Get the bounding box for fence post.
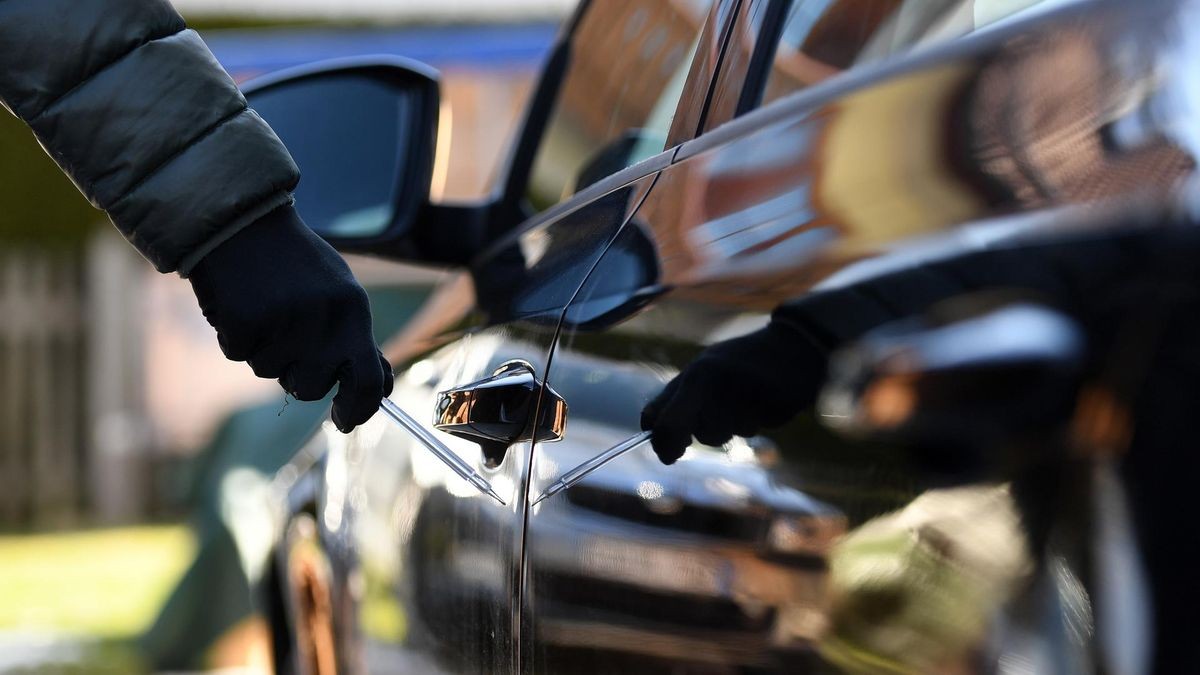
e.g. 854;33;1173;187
0;254;30;524
85;229;150;525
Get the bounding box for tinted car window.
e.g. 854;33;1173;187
759;0;1065;107
252;75;405;237
526;1;710;211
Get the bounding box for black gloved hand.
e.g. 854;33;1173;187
640;322;828;464
189;204;393;433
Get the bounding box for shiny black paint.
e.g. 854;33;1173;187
271;0;1200;673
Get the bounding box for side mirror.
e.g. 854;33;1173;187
242;57;441;257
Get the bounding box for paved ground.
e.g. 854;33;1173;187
0;632;88;672
365;641;454;675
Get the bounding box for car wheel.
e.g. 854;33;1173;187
284;513;338;675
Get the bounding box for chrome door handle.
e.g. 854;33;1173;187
434;360;568;466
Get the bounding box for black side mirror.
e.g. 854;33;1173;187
243;57;441;257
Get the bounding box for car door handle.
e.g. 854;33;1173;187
434;360;568;466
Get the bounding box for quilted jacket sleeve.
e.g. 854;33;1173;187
0;0;300;275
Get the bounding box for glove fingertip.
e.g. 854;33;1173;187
333;350;389;432
380;352;395;398
641;376;683;431
650;428;689;466
640;405;658;432
331;406;349;434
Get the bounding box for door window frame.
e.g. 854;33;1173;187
481;0;743;256
701;0;792;132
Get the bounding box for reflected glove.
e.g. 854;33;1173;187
640;321;828;464
189;204;393;432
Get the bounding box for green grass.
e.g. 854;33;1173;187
0;525;195;640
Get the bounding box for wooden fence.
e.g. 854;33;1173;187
0;249;86;528
0;231;150;529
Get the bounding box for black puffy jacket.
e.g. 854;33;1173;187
0;0;299;275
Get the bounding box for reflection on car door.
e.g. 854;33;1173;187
345;0;731;669
526;222;851;673
342;297;550;673
341;176;656;673
526;0;1198;673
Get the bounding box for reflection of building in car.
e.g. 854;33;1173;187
404;339;846;667
528;1;710;207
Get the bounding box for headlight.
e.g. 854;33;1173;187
766;514;846;556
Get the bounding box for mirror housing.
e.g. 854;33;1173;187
244;57;484;263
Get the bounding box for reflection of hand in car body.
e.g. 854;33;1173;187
640;313;830;464
0;0;391;432
641;217;1200;465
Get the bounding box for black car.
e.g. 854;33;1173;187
244;0;1200;673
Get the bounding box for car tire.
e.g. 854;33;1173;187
283;513;338;675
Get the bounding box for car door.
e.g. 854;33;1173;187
514;2;764;673
334;2;732;673
524;0;1191;673
343;199;641;675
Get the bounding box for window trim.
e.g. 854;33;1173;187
663;0;744;148
472;145;679;268
690;0;747;136
698;0;792;133
734;0;791;116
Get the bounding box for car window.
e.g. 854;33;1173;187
525;1;711;212
757;0;1070;108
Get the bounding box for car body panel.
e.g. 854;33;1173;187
313;167;657;672
522;0;1198;672
263;0;1200;672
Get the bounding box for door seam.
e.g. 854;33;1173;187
512;168;664;673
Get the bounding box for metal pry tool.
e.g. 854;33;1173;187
532;431;653;506
379;397;506;505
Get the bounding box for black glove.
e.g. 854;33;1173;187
189;204;393;432
640;322;827;464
